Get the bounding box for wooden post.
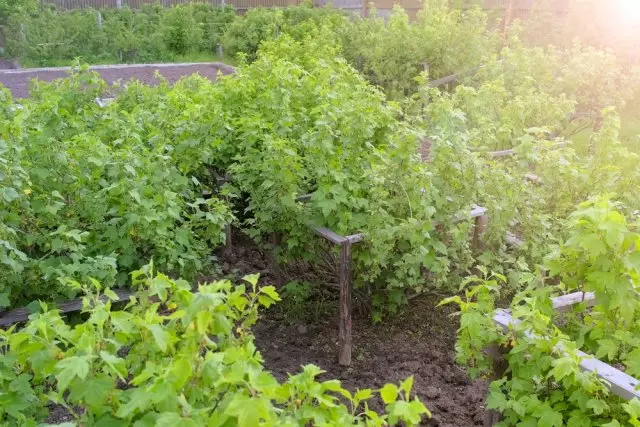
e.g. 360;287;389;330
224;224;233;254
473;213;489;252
338;241;353;366
483;343;507;426
502;0;513;46
116;0;122;9
216;43;224;58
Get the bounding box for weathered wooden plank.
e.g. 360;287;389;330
552;291;596;312
524;173;542;184
295;193;313;203
505;231;524;248
210;170;232;188
338;241;353;366
493;307;640;401
470;205;489;219
312;226;348;245
0;288;134;327
488;142;568;158
428;73;459;87
94;97;115;107
450;204;488;224
346;233;364;244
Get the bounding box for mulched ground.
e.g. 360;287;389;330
218;234;488;427
0;62;235;98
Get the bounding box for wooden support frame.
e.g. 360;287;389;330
492;292;640;403
311;204;487;366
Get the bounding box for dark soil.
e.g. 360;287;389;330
0;58;19;70
0;62;235;98
218;234;488;427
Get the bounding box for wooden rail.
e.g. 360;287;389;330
487;141;569;158
493;292;640;402
0;288;134;327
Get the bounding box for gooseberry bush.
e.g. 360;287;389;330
443;198;640;426
0;70;232;308
0;264;430;425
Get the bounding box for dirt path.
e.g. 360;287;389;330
218;235;488;427
0;62;235;98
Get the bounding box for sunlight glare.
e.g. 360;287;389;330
615;0;640;27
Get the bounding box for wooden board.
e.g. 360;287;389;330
488;142;568;158
552;291;597;312
0;288;134;327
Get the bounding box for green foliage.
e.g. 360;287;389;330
444;199;640;426
5;4;236;65
0;68;232;307
220;2;498;99
0;0;35;24
545;197;640;377
210;34;479;315
221;2;347;61
340;1;499;99
0;266;430;425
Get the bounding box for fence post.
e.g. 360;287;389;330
483;343;507;426
473;213;489;252
338;240;353;366
116;0;122;8
97;11;103;30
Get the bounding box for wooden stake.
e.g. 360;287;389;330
483;343;507;426
338;241;353;366
502;0;514;46
473;213;489;252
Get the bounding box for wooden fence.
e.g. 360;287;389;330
41;0;301;10
39;0;569;15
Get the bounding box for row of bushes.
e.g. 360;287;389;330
3;2;497;96
5;3;236;64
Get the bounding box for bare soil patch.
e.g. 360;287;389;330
219;234;488;427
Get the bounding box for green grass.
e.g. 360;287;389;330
17;52;238;69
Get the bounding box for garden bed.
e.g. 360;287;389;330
217;233;488;427
0;62;235;98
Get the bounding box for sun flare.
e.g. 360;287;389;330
615;0;640;26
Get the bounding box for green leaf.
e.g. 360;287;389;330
380;383;399;404
243;274;260;291
260;285;281;302
155;412;199;427
56;356;90;392
400;376;414;399
100;351;127;380
550;357;577;382
595;339;619;361
147;324;169;353
586;398;609;415
225;394;272;426
537;407;563;427
354;388;373;403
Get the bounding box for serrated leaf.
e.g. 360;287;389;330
380;383;399;404
56;356;90;392
146;324;169;353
